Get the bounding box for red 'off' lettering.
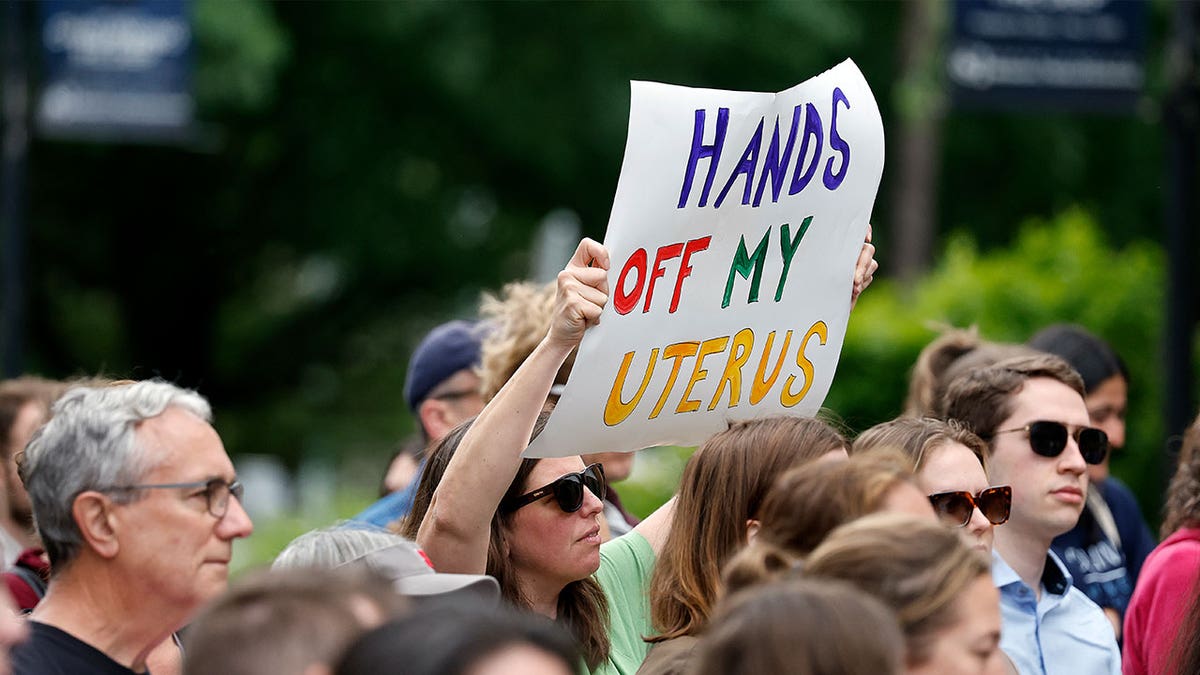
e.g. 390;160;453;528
614;236;712;315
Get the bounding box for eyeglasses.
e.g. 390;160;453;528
101;478;244;518
992;420;1108;465
502;464;606;514
928;486;1012;528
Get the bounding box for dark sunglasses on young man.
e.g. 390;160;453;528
991;420;1109;465
502;463;607;514
928;485;1012;528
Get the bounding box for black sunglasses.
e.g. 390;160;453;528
502;463;607;514
929;486;1012;528
992;420;1108;465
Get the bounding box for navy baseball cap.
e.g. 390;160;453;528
403;320;484;413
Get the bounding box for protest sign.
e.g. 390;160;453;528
526;59;884;458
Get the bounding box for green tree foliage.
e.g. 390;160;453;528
193;0;289;114
16;0;1177;492
825;210;1168;521
22;0;901;468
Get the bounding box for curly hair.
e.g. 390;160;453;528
1162;412;1200;537
477;281;576;403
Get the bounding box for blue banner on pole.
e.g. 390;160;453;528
948;0;1147;113
36;0;193;142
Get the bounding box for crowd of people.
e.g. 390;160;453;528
0;236;1197;674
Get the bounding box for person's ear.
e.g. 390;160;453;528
745;518;761;544
417;399;453;441
72;491;121;559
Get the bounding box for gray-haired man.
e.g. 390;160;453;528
12;380;253;675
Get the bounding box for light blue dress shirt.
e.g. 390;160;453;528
992;550;1121;675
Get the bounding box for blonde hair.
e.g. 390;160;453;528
804;513;990;667
696;578;903;675
904;326;1038;417
905;327;983;417
478;281;575;402
853;417;987;472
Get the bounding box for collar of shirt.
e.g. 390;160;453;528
991;549;1121;675
992;549;1073;597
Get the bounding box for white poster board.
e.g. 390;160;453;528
526;59;884;458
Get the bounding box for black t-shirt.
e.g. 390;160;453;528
12;621;142;675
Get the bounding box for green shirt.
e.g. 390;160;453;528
591;531;657;675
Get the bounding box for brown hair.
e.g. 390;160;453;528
397;419;473;539
0;376;68;460
940;354;1086;455
804;513;991;668
400;411;610;668
853;417;987;471
1161;411;1200;537
696;578;903;675
905;327;984;417
904;327;1040;418
646;416;847;643
183;567;407;675
722;449;920;593
478;281;575;403
930;343;1040;418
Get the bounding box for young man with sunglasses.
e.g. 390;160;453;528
943;354;1121;675
12;380;254;675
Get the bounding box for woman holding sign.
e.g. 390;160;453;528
416;236;877;675
417;237;672;675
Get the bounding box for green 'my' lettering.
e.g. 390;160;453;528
722;229;770;308
775;216;812;301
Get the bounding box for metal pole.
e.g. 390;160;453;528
1;1;29;378
1163;0;1198;475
